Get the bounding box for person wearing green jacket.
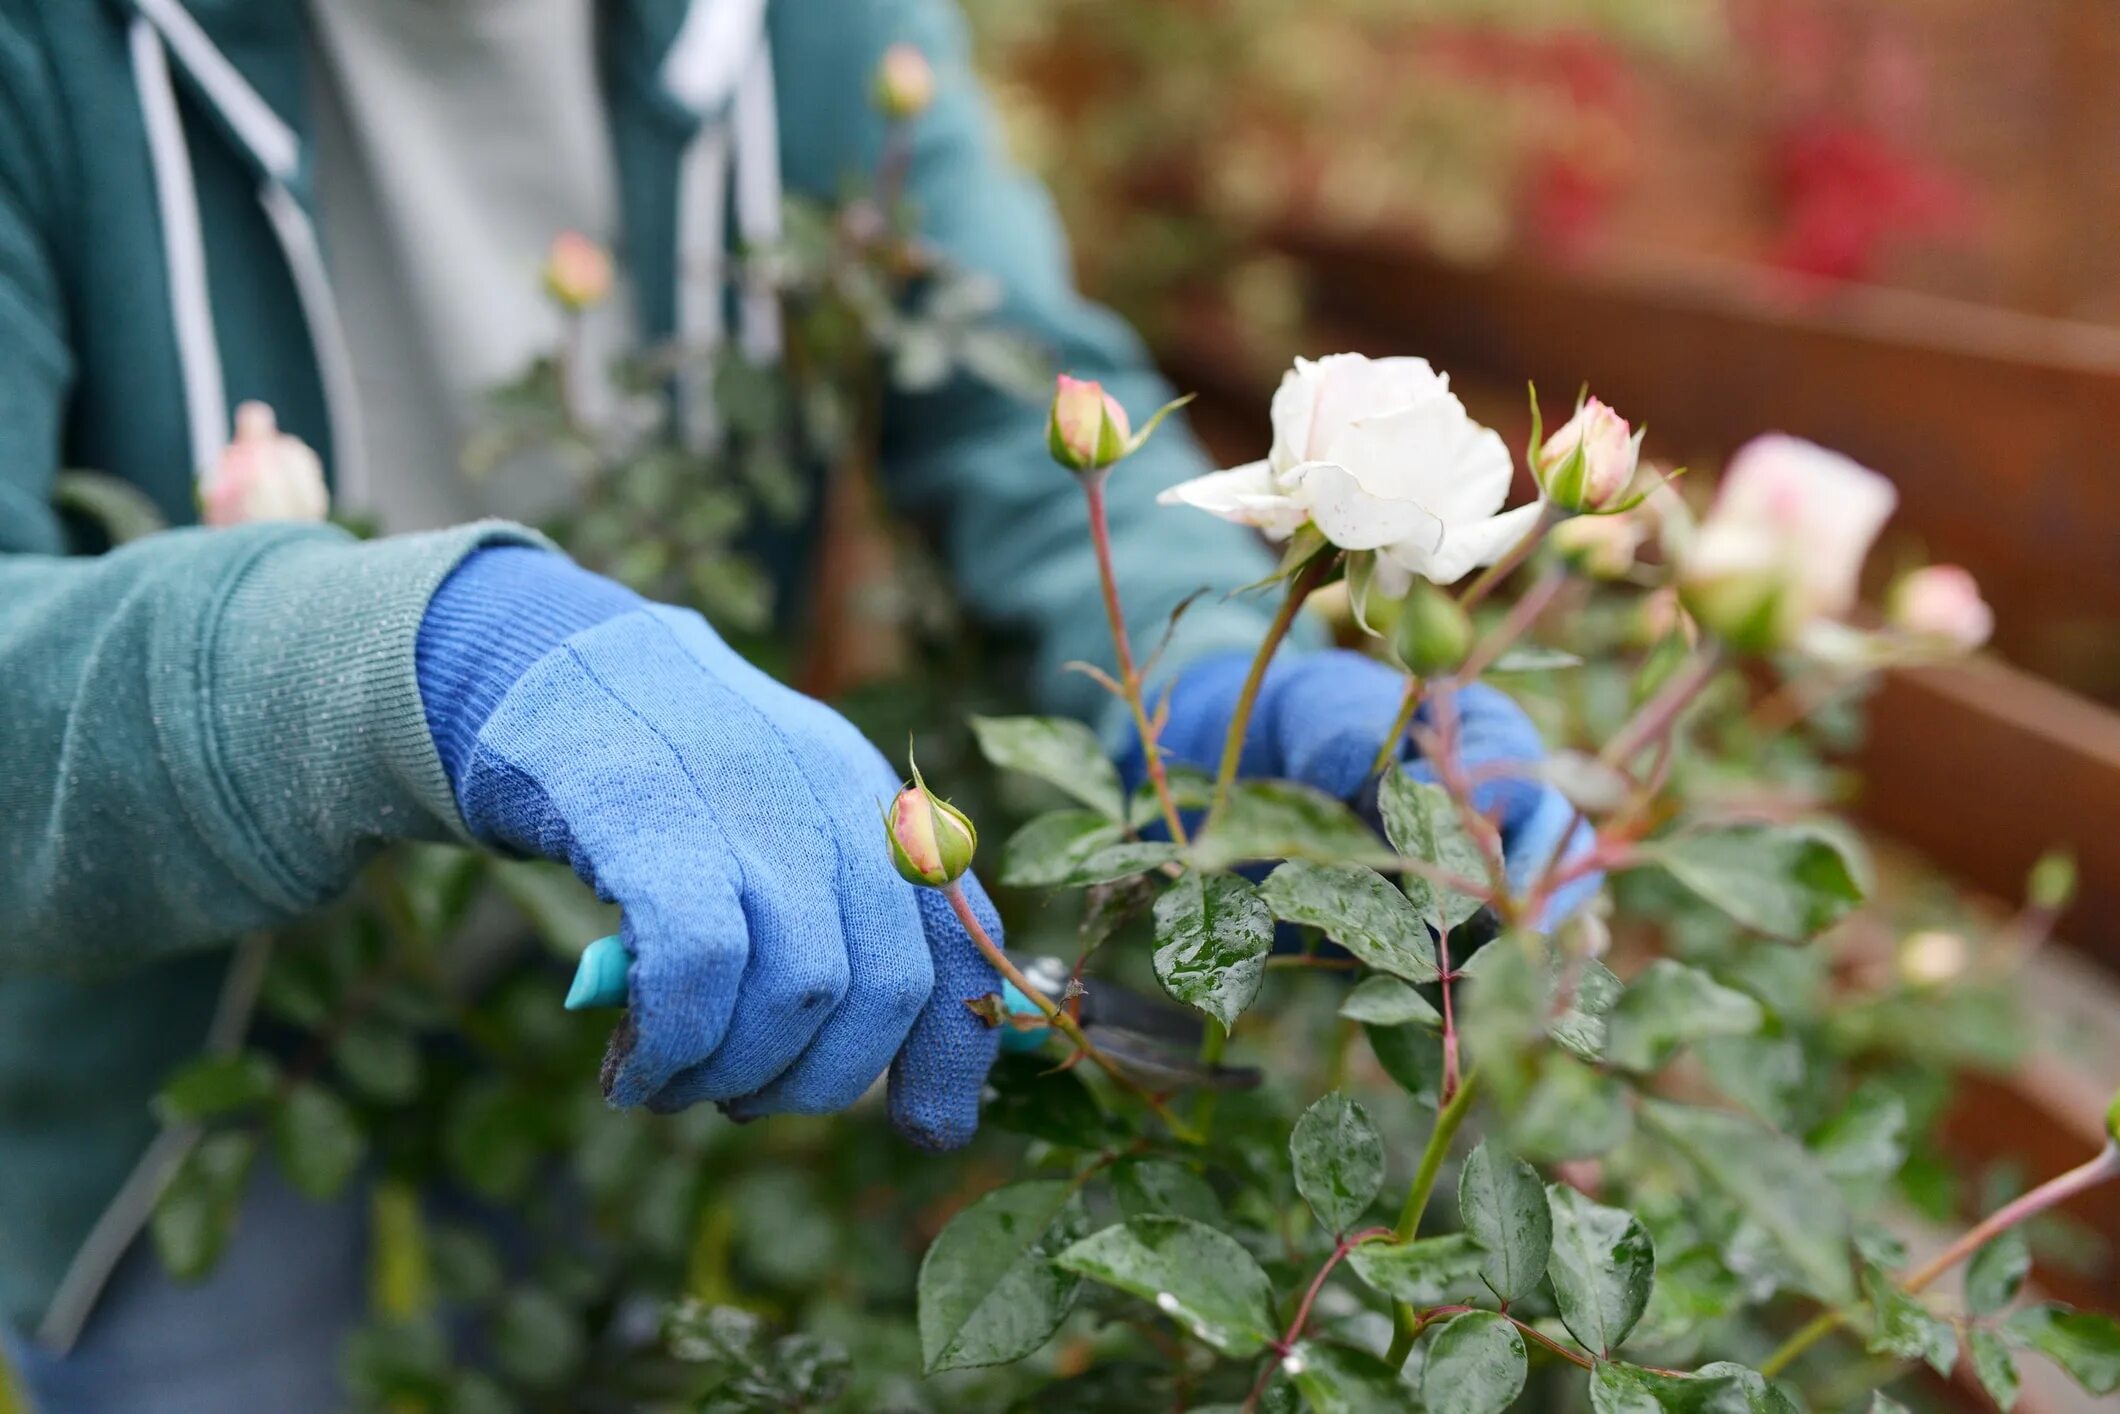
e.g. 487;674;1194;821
0;2;1597;1407
0;1;1296;1405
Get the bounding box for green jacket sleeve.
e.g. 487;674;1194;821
771;0;1298;726
0;7;547;975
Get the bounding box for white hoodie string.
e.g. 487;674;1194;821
662;0;783;447
129;1;371;509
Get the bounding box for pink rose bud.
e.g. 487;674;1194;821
874;43;937;121
1679;435;1896;652
1888;564;1992;652
1046;374;1133;474
200;402;330;527
542;230;613;313
1538;397;1639;512
886;781;978;888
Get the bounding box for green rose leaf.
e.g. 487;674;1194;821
970;714;1127;820
152;1051;281;1125
1055;1216;1279;1356
1291;1092;1385;1236
149;1130;257;1281
1339;976;1443;1028
1507;1054;1635;1162
1365;1021;1444;1107
1546;1183;1655;1355
1639;823;1865;941
917;1179;1090;1372
1964;1229;2030;1317
2004;1303;2120;1395
998;810;1125;888
1152;872;1274;1031
1259;861;1439;984
1968;1327;2021;1412
334;1019;421;1105
1863;1263;1957;1377
1807;1083;1909;1205
1604;960;1764;1073
1191;780;1394;872
272;1082;367;1201
1378;772;1487;931
1283;1340;1416;1414
1112;1158;1224;1226
1346;1232;1489;1306
1458;1141;1553;1303
1419;1311;1527;1414
1640;1099;1855;1307
493;1289;586;1388
1588;1360;1796;1414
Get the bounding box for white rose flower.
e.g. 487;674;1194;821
1157;353;1543;586
1888;564;1993;652
1679;434;1895;650
199;402;330;527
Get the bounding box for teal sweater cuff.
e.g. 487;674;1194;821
169;520;550;914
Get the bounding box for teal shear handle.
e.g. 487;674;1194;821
564;934;1053;1053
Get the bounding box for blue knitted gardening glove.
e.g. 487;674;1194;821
415;547;1002;1148
1151;649;1601;926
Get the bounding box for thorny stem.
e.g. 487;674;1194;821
1437;929;1462;1103
943;880;1203;1144
1457;562;1571;684
1758;1140;2120;1378
1205;553;1337;828
1084;472;1190;845
1386;1069;1486;1366
1241;1226;1395;1412
1601;647;1723;768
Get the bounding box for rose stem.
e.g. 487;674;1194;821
1600;647;1722;767
1457;562;1570;683
1083;470;1189;844
1458;503;1565;614
1205;552;1338;828
1385;1069;1486;1366
1759;1140;2120;1378
1366;675;1426;783
1241;1226;1396;1412
942;879;1202;1144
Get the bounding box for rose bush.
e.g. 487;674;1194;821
102;45;2118;1414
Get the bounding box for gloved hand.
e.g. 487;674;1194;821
415;547;1001;1147
1149;649;1601;925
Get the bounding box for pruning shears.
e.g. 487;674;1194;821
564;937;1259;1093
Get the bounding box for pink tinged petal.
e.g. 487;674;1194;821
1717;435;1896;618
1284;460;1446;551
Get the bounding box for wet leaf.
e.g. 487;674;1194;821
1192;781;1392;872
2004;1303;2120;1394
1056;1216;1279;1356
1965;1229;2030;1316
1113;1158;1224;1226
1547;1183;1655;1354
1419;1311;1526;1414
970;715;1126;819
1338;976;1442;1028
1284;1340;1416;1413
272;1082;366;1200
1640;824;1865;940
1378;772;1487;931
918;1180;1090;1372
1864;1263;1957;1376
1152;872;1274;1030
1346;1233;1489;1306
1605;960;1764;1074
1458;1141;1552;1303
1291;1092;1384;1235
1259;861;1438;984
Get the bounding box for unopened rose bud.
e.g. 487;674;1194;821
1047;374;1132;474
1538;397;1639;512
1550;511;1643;580
886;780;977;888
543;230;613;312
1897;929;1969;988
874;43;937;121
200;402;330;527
1633;586;1697;649
1393;579;1473;676
1888;565;1992;652
1678;435;1896;652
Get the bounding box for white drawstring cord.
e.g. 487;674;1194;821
131;1;371;510
130;17;227;481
